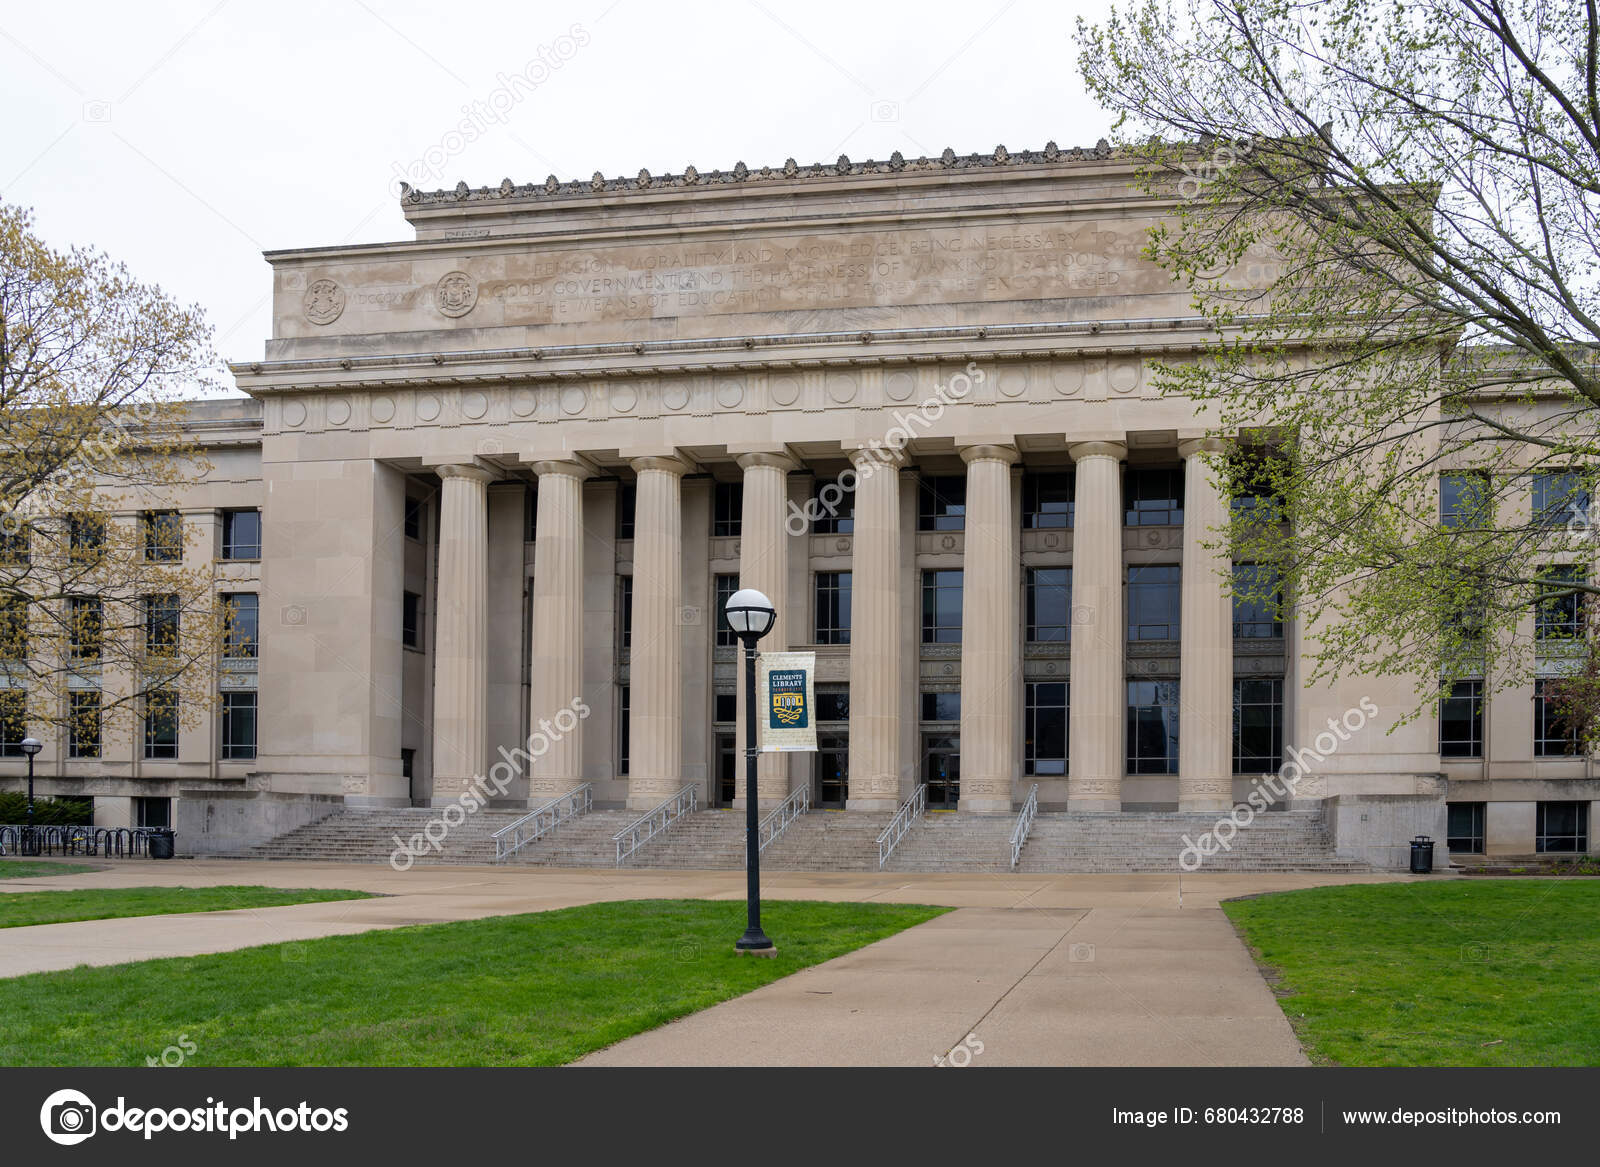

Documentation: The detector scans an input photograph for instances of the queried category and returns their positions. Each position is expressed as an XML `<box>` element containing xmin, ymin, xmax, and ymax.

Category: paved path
<box><xmin>0</xmin><ymin>858</ymin><xmax>1417</xmax><ymax>1064</ymax></box>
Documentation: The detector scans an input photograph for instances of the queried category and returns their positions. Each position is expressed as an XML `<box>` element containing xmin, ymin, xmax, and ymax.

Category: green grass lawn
<box><xmin>0</xmin><ymin>860</ymin><xmax>97</xmax><ymax>880</ymax></box>
<box><xmin>0</xmin><ymin>898</ymin><xmax>947</xmax><ymax>1066</ymax></box>
<box><xmin>0</xmin><ymin>885</ymin><xmax>374</xmax><ymax>929</ymax></box>
<box><xmin>1224</xmin><ymin>880</ymin><xmax>1600</xmax><ymax>1066</ymax></box>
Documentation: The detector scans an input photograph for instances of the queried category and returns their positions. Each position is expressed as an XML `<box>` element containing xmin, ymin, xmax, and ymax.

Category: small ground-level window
<box><xmin>1447</xmin><ymin>802</ymin><xmax>1486</xmax><ymax>853</ymax></box>
<box><xmin>1535</xmin><ymin>801</ymin><xmax>1589</xmax><ymax>853</ymax></box>
<box><xmin>134</xmin><ymin>796</ymin><xmax>171</xmax><ymax>829</ymax></box>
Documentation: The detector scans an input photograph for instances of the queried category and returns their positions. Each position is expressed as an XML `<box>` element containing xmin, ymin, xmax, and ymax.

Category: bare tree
<box><xmin>0</xmin><ymin>201</ymin><xmax>230</xmax><ymax>747</ymax></box>
<box><xmin>1077</xmin><ymin>0</ymin><xmax>1600</xmax><ymax>722</ymax></box>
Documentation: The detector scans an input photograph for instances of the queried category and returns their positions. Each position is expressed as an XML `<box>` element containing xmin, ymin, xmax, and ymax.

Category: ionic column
<box><xmin>735</xmin><ymin>451</ymin><xmax>799</xmax><ymax>805</ymax></box>
<box><xmin>958</xmin><ymin>444</ymin><xmax>1021</xmax><ymax>813</ymax></box>
<box><xmin>529</xmin><ymin>460</ymin><xmax>590</xmax><ymax>799</ymax></box>
<box><xmin>627</xmin><ymin>456</ymin><xmax>689</xmax><ymax>809</ymax></box>
<box><xmin>1067</xmin><ymin>440</ymin><xmax>1127</xmax><ymax>811</ymax></box>
<box><xmin>430</xmin><ymin>462</ymin><xmax>494</xmax><ymax>802</ymax></box>
<box><xmin>847</xmin><ymin>446</ymin><xmax>903</xmax><ymax>810</ymax></box>
<box><xmin>1178</xmin><ymin>438</ymin><xmax>1234</xmax><ymax>812</ymax></box>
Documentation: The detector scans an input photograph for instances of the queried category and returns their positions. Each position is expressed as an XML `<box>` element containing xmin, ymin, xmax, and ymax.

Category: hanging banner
<box><xmin>757</xmin><ymin>651</ymin><xmax>817</xmax><ymax>753</ymax></box>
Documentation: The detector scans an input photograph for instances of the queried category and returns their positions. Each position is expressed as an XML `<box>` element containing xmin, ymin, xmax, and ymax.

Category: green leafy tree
<box><xmin>1077</xmin><ymin>0</ymin><xmax>1600</xmax><ymax>723</ymax></box>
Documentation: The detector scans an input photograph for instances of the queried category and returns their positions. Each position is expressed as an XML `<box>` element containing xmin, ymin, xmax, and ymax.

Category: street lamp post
<box><xmin>20</xmin><ymin>737</ymin><xmax>41</xmax><ymax>856</ymax></box>
<box><xmin>724</xmin><ymin>587</ymin><xmax>778</xmax><ymax>956</ymax></box>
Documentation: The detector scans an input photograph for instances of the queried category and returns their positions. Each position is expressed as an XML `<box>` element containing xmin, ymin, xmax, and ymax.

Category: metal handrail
<box><xmin>876</xmin><ymin>784</ymin><xmax>927</xmax><ymax>868</ymax></box>
<box><xmin>1009</xmin><ymin>783</ymin><xmax>1039</xmax><ymax>869</ymax></box>
<box><xmin>613</xmin><ymin>783</ymin><xmax>698</xmax><ymax>866</ymax></box>
<box><xmin>752</xmin><ymin>783</ymin><xmax>811</xmax><ymax>858</ymax></box>
<box><xmin>491</xmin><ymin>784</ymin><xmax>592</xmax><ymax>862</ymax></box>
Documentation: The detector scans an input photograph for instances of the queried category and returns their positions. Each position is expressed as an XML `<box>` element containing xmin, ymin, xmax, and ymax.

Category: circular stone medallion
<box><xmin>435</xmin><ymin>271</ymin><xmax>478</xmax><ymax>318</ymax></box>
<box><xmin>303</xmin><ymin>279</ymin><xmax>345</xmax><ymax>325</ymax></box>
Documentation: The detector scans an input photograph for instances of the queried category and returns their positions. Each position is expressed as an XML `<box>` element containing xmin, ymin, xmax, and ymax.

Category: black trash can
<box><xmin>148</xmin><ymin>829</ymin><xmax>175</xmax><ymax>860</ymax></box>
<box><xmin>1409</xmin><ymin>835</ymin><xmax>1435</xmax><ymax>874</ymax></box>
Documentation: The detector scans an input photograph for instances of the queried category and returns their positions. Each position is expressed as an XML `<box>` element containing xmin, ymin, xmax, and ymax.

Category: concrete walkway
<box><xmin>0</xmin><ymin>858</ymin><xmax>1418</xmax><ymax>1065</ymax></box>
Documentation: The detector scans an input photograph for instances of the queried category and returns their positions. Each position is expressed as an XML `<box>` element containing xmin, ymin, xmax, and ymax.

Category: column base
<box><xmin>846</xmin><ymin>797</ymin><xmax>899</xmax><ymax>812</ymax></box>
<box><xmin>1179</xmin><ymin>798</ymin><xmax>1233</xmax><ymax>814</ymax></box>
<box><xmin>958</xmin><ymin>797</ymin><xmax>1012</xmax><ymax>814</ymax></box>
<box><xmin>1067</xmin><ymin>798</ymin><xmax>1123</xmax><ymax>813</ymax></box>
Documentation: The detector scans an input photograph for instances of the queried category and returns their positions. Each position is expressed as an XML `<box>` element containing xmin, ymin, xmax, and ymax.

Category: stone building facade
<box><xmin>3</xmin><ymin>144</ymin><xmax>1594</xmax><ymax>862</ymax></box>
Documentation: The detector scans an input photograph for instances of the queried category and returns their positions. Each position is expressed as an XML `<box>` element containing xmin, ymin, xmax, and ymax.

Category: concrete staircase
<box><xmin>883</xmin><ymin>810</ymin><xmax>1019</xmax><ymax>873</ymax></box>
<box><xmin>207</xmin><ymin>802</ymin><xmax>1374</xmax><ymax>874</ymax></box>
<box><xmin>762</xmin><ymin>810</ymin><xmax>897</xmax><ymax>871</ymax></box>
<box><xmin>1014</xmin><ymin>811</ymin><xmax>1373</xmax><ymax>873</ymax></box>
<box><xmin>216</xmin><ymin>807</ymin><xmax>526</xmax><ymax>865</ymax></box>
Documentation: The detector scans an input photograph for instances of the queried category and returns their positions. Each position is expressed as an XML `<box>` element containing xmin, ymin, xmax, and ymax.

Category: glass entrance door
<box><xmin>922</xmin><ymin>734</ymin><xmax>960</xmax><ymax>808</ymax></box>
<box><xmin>815</xmin><ymin>732</ymin><xmax>848</xmax><ymax>808</ymax></box>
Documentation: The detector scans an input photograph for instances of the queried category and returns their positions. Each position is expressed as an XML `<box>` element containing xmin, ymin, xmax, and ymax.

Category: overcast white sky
<box><xmin>1</xmin><ymin>0</ymin><xmax>1115</xmax><ymax>390</ymax></box>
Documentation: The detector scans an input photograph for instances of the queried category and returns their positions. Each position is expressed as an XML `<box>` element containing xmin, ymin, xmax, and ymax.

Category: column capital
<box><xmin>734</xmin><ymin>450</ymin><xmax>800</xmax><ymax>473</ymax></box>
<box><xmin>628</xmin><ymin>454</ymin><xmax>693</xmax><ymax>477</ymax></box>
<box><xmin>1178</xmin><ymin>436</ymin><xmax>1229</xmax><ymax>459</ymax></box>
<box><xmin>847</xmin><ymin>444</ymin><xmax>907</xmax><ymax>471</ymax></box>
<box><xmin>958</xmin><ymin>443</ymin><xmax>1020</xmax><ymax>467</ymax></box>
<box><xmin>528</xmin><ymin>458</ymin><xmax>592</xmax><ymax>481</ymax></box>
<box><xmin>1068</xmin><ymin>440</ymin><xmax>1127</xmax><ymax>463</ymax></box>
<box><xmin>431</xmin><ymin>460</ymin><xmax>497</xmax><ymax>485</ymax></box>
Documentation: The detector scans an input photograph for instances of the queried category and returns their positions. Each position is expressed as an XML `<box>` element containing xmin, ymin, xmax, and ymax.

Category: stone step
<box><xmin>216</xmin><ymin>803</ymin><xmax>1377</xmax><ymax>873</ymax></box>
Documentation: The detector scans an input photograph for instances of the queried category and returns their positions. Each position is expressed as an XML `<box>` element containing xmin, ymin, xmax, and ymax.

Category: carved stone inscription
<box><xmin>304</xmin><ymin>222</ymin><xmax>1162</xmax><ymax>331</ymax></box>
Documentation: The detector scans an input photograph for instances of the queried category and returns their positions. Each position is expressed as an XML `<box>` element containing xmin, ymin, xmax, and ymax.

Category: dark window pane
<box><xmin>1025</xmin><ymin>681</ymin><xmax>1068</xmax><ymax>776</ymax></box>
<box><xmin>815</xmin><ymin>572</ymin><xmax>852</xmax><ymax>644</ymax></box>
<box><xmin>1128</xmin><ymin>564</ymin><xmax>1181</xmax><ymax>640</ymax></box>
<box><xmin>144</xmin><ymin>689</ymin><xmax>179</xmax><ymax>759</ymax></box>
<box><xmin>918</xmin><ymin>476</ymin><xmax>966</xmax><ymax>531</ymax></box>
<box><xmin>1233</xmin><ymin>677</ymin><xmax>1283</xmax><ymax>773</ymax></box>
<box><xmin>1024</xmin><ymin>473</ymin><xmax>1074</xmax><ymax>529</ymax></box>
<box><xmin>224</xmin><ymin>593</ymin><xmax>259</xmax><ymax>658</ymax></box>
<box><xmin>1535</xmin><ymin>566</ymin><xmax>1584</xmax><ymax>640</ymax></box>
<box><xmin>402</xmin><ymin>591</ymin><xmax>422</xmax><ymax>649</ymax></box>
<box><xmin>221</xmin><ymin>691</ymin><xmax>257</xmax><ymax>760</ymax></box>
<box><xmin>1438</xmin><ymin>680</ymin><xmax>1483</xmax><ymax>758</ymax></box>
<box><xmin>1027</xmin><ymin>567</ymin><xmax>1070</xmax><ymax>642</ymax></box>
<box><xmin>1440</xmin><ymin>473</ymin><xmax>1488</xmax><ymax>528</ymax></box>
<box><xmin>1536</xmin><ymin>801</ymin><xmax>1589</xmax><ymax>852</ymax></box>
<box><xmin>816</xmin><ymin>689</ymin><xmax>849</xmax><ymax>722</ymax></box>
<box><xmin>222</xmin><ymin>509</ymin><xmax>261</xmax><ymax>559</ymax></box>
<box><xmin>143</xmin><ymin>511</ymin><xmax>182</xmax><ymax>562</ymax></box>
<box><xmin>1535</xmin><ymin>679</ymin><xmax>1579</xmax><ymax>756</ymax></box>
<box><xmin>69</xmin><ymin>690</ymin><xmax>100</xmax><ymax>758</ymax></box>
<box><xmin>813</xmin><ymin>476</ymin><xmax>856</xmax><ymax>534</ymax></box>
<box><xmin>618</xmin><ymin>576</ymin><xmax>633</xmax><ymax>650</ymax></box>
<box><xmin>713</xmin><ymin>482</ymin><xmax>743</xmax><ymax>537</ymax></box>
<box><xmin>1447</xmin><ymin>802</ymin><xmax>1485</xmax><ymax>852</ymax></box>
<box><xmin>714</xmin><ymin>575</ymin><xmax>738</xmax><ymax>648</ymax></box>
<box><xmin>1533</xmin><ymin>472</ymin><xmax>1590</xmax><ymax>528</ymax></box>
<box><xmin>921</xmin><ymin>692</ymin><xmax>960</xmax><ymax>721</ymax></box>
<box><xmin>922</xmin><ymin>570</ymin><xmax>963</xmax><ymax>643</ymax></box>
<box><xmin>1127</xmin><ymin>680</ymin><xmax>1180</xmax><ymax>774</ymax></box>
<box><xmin>1125</xmin><ymin>468</ymin><xmax>1184</xmax><ymax>526</ymax></box>
<box><xmin>617</xmin><ymin>485</ymin><xmax>636</xmax><ymax>540</ymax></box>
<box><xmin>1232</xmin><ymin>564</ymin><xmax>1284</xmax><ymax>638</ymax></box>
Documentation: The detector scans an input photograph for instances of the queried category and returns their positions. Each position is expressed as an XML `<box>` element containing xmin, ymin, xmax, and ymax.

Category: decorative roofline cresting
<box><xmin>399</xmin><ymin>141</ymin><xmax>1116</xmax><ymax>206</ymax></box>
